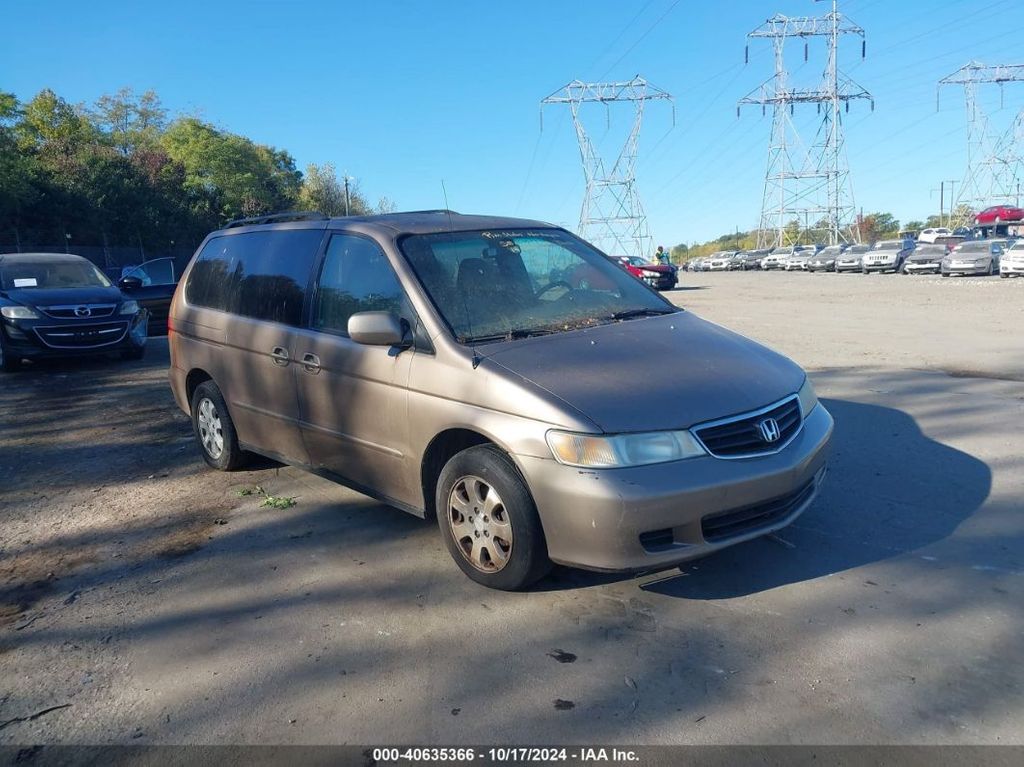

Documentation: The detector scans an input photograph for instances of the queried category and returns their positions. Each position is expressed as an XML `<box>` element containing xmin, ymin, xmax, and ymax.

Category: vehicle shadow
<box><xmin>641</xmin><ymin>396</ymin><xmax>991</xmax><ymax>599</ymax></box>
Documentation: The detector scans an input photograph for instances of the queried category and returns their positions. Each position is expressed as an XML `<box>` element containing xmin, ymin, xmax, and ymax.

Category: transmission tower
<box><xmin>938</xmin><ymin>62</ymin><xmax>1024</xmax><ymax>225</ymax></box>
<box><xmin>541</xmin><ymin>77</ymin><xmax>673</xmax><ymax>260</ymax></box>
<box><xmin>738</xmin><ymin>0</ymin><xmax>872</xmax><ymax>248</ymax></box>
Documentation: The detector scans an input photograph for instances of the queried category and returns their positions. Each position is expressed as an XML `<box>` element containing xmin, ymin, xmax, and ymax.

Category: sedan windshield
<box><xmin>0</xmin><ymin>258</ymin><xmax>112</xmax><ymax>290</ymax></box>
<box><xmin>398</xmin><ymin>229</ymin><xmax>677</xmax><ymax>343</ymax></box>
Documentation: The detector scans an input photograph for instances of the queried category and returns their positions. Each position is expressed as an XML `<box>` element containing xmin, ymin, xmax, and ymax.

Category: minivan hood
<box><xmin>479</xmin><ymin>312</ymin><xmax>805</xmax><ymax>433</ymax></box>
<box><xmin>2</xmin><ymin>286</ymin><xmax>124</xmax><ymax>307</ymax></box>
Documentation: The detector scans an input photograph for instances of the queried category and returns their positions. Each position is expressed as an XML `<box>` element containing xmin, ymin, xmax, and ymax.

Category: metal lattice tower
<box><xmin>938</xmin><ymin>62</ymin><xmax>1024</xmax><ymax>224</ymax></box>
<box><xmin>738</xmin><ymin>1</ymin><xmax>872</xmax><ymax>248</ymax></box>
<box><xmin>542</xmin><ymin>77</ymin><xmax>672</xmax><ymax>260</ymax></box>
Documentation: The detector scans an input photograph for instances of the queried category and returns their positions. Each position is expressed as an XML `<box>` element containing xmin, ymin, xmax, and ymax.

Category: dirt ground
<box><xmin>1</xmin><ymin>270</ymin><xmax>1022</xmax><ymax>745</ymax></box>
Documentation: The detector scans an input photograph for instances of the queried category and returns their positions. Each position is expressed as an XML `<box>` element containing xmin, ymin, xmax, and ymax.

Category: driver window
<box><xmin>314</xmin><ymin>234</ymin><xmax>405</xmax><ymax>335</ymax></box>
<box><xmin>126</xmin><ymin>258</ymin><xmax>175</xmax><ymax>286</ymax></box>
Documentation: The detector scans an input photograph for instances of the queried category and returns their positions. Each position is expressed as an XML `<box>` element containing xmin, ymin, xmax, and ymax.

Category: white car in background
<box><xmin>706</xmin><ymin>251</ymin><xmax>737</xmax><ymax>271</ymax></box>
<box><xmin>918</xmin><ymin>227</ymin><xmax>952</xmax><ymax>244</ymax></box>
<box><xmin>1000</xmin><ymin>239</ymin><xmax>1024</xmax><ymax>277</ymax></box>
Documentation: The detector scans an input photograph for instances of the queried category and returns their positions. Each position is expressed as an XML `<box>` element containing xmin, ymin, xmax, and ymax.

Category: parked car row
<box><xmin>684</xmin><ymin>236</ymin><xmax>1020</xmax><ymax>277</ymax></box>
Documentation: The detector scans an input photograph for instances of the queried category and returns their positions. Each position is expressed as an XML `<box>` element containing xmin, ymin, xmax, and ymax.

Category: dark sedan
<box><xmin>806</xmin><ymin>244</ymin><xmax>847</xmax><ymax>272</ymax></box>
<box><xmin>0</xmin><ymin>253</ymin><xmax>148</xmax><ymax>372</ymax></box>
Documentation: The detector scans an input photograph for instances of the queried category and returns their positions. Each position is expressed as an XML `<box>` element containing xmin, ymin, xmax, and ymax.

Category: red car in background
<box><xmin>975</xmin><ymin>205</ymin><xmax>1024</xmax><ymax>225</ymax></box>
<box><xmin>612</xmin><ymin>255</ymin><xmax>679</xmax><ymax>291</ymax></box>
<box><xmin>570</xmin><ymin>255</ymin><xmax>678</xmax><ymax>291</ymax></box>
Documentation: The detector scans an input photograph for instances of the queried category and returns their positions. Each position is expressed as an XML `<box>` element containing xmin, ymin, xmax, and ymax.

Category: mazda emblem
<box><xmin>757</xmin><ymin>417</ymin><xmax>781</xmax><ymax>443</ymax></box>
<box><xmin>74</xmin><ymin>306</ymin><xmax>91</xmax><ymax>318</ymax></box>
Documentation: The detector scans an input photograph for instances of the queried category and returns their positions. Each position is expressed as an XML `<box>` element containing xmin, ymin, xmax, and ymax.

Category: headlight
<box><xmin>1</xmin><ymin>305</ymin><xmax>40</xmax><ymax>319</ymax></box>
<box><xmin>797</xmin><ymin>376</ymin><xmax>818</xmax><ymax>419</ymax></box>
<box><xmin>546</xmin><ymin>429</ymin><xmax>706</xmax><ymax>468</ymax></box>
<box><xmin>119</xmin><ymin>300</ymin><xmax>140</xmax><ymax>315</ymax></box>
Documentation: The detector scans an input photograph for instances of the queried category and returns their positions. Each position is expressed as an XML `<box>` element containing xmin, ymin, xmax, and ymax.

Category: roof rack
<box><xmin>225</xmin><ymin>211</ymin><xmax>328</xmax><ymax>228</ymax></box>
<box><xmin>397</xmin><ymin>209</ymin><xmax>459</xmax><ymax>216</ymax></box>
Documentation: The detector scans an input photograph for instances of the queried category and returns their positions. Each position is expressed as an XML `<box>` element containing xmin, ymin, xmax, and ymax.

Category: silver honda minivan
<box><xmin>168</xmin><ymin>211</ymin><xmax>832</xmax><ymax>590</ymax></box>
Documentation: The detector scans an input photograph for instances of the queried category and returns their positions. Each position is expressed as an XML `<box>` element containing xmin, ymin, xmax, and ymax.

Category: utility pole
<box><xmin>342</xmin><ymin>175</ymin><xmax>353</xmax><ymax>216</ymax></box>
<box><xmin>939</xmin><ymin>62</ymin><xmax>1024</xmax><ymax>225</ymax></box>
<box><xmin>541</xmin><ymin>76</ymin><xmax>673</xmax><ymax>260</ymax></box>
<box><xmin>738</xmin><ymin>1</ymin><xmax>872</xmax><ymax>248</ymax></box>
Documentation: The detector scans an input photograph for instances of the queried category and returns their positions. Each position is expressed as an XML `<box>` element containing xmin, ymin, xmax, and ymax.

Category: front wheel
<box><xmin>190</xmin><ymin>380</ymin><xmax>247</xmax><ymax>471</ymax></box>
<box><xmin>0</xmin><ymin>335</ymin><xmax>21</xmax><ymax>373</ymax></box>
<box><xmin>437</xmin><ymin>445</ymin><xmax>551</xmax><ymax>590</ymax></box>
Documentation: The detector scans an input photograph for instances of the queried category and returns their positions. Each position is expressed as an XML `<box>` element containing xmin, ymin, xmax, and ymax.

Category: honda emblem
<box><xmin>757</xmin><ymin>417</ymin><xmax>781</xmax><ymax>443</ymax></box>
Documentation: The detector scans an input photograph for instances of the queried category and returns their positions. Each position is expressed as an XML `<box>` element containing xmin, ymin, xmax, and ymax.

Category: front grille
<box><xmin>39</xmin><ymin>304</ymin><xmax>117</xmax><ymax>320</ymax></box>
<box><xmin>701</xmin><ymin>479</ymin><xmax>816</xmax><ymax>543</ymax></box>
<box><xmin>35</xmin><ymin>321</ymin><xmax>129</xmax><ymax>349</ymax></box>
<box><xmin>693</xmin><ymin>395</ymin><xmax>802</xmax><ymax>458</ymax></box>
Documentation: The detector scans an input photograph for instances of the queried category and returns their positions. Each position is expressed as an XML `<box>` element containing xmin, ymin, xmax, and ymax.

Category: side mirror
<box><xmin>119</xmin><ymin>276</ymin><xmax>143</xmax><ymax>290</ymax></box>
<box><xmin>348</xmin><ymin>311</ymin><xmax>408</xmax><ymax>347</ymax></box>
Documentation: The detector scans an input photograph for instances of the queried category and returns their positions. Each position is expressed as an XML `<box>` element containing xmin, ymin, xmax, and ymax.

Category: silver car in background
<box><xmin>862</xmin><ymin>239</ymin><xmax>914</xmax><ymax>274</ymax></box>
<box><xmin>941</xmin><ymin>240</ymin><xmax>1004</xmax><ymax>277</ymax></box>
<box><xmin>806</xmin><ymin>244</ymin><xmax>847</xmax><ymax>272</ymax></box>
<box><xmin>835</xmin><ymin>244</ymin><xmax>870</xmax><ymax>273</ymax></box>
<box><xmin>902</xmin><ymin>244</ymin><xmax>948</xmax><ymax>275</ymax></box>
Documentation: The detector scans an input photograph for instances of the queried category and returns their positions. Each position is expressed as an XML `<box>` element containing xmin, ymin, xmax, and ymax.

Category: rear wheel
<box><xmin>437</xmin><ymin>445</ymin><xmax>551</xmax><ymax>590</ymax></box>
<box><xmin>190</xmin><ymin>380</ymin><xmax>247</xmax><ymax>471</ymax></box>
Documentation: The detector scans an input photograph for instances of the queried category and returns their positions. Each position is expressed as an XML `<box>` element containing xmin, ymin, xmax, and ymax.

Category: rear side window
<box><xmin>185</xmin><ymin>229</ymin><xmax>323</xmax><ymax>325</ymax></box>
<box><xmin>312</xmin><ymin>234</ymin><xmax>405</xmax><ymax>334</ymax></box>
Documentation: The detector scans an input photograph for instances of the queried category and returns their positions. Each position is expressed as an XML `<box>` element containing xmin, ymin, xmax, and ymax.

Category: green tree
<box><xmin>92</xmin><ymin>87</ymin><xmax>167</xmax><ymax>155</ymax></box>
<box><xmin>160</xmin><ymin>117</ymin><xmax>301</xmax><ymax>222</ymax></box>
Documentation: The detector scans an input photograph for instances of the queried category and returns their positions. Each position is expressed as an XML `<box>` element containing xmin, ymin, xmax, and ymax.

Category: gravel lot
<box><xmin>1</xmin><ymin>271</ymin><xmax>1022</xmax><ymax>745</ymax></box>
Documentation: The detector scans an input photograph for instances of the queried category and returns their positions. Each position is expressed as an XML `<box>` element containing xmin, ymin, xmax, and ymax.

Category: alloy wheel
<box><xmin>447</xmin><ymin>475</ymin><xmax>513</xmax><ymax>573</ymax></box>
<box><xmin>196</xmin><ymin>397</ymin><xmax>224</xmax><ymax>459</ymax></box>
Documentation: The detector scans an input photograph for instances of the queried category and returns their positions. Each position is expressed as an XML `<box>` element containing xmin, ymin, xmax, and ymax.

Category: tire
<box><xmin>862</xmin><ymin>267</ymin><xmax>869</xmax><ymax>274</ymax></box>
<box><xmin>190</xmin><ymin>380</ymin><xmax>247</xmax><ymax>471</ymax></box>
<box><xmin>121</xmin><ymin>315</ymin><xmax>148</xmax><ymax>360</ymax></box>
<box><xmin>987</xmin><ymin>261</ymin><xmax>994</xmax><ymax>276</ymax></box>
<box><xmin>0</xmin><ymin>334</ymin><xmax>21</xmax><ymax>373</ymax></box>
<box><xmin>942</xmin><ymin>273</ymin><xmax>950</xmax><ymax>278</ymax></box>
<box><xmin>436</xmin><ymin>444</ymin><xmax>552</xmax><ymax>590</ymax></box>
<box><xmin>1001</xmin><ymin>272</ymin><xmax>1008</xmax><ymax>278</ymax></box>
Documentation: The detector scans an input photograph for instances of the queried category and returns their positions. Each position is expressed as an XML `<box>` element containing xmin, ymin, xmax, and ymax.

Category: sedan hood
<box><xmin>637</xmin><ymin>264</ymin><xmax>676</xmax><ymax>273</ymax></box>
<box><xmin>2</xmin><ymin>285</ymin><xmax>124</xmax><ymax>307</ymax></box>
<box><xmin>479</xmin><ymin>312</ymin><xmax>805</xmax><ymax>433</ymax></box>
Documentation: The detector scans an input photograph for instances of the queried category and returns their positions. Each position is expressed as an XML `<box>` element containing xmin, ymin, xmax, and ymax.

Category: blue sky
<box><xmin>3</xmin><ymin>0</ymin><xmax>1022</xmax><ymax>245</ymax></box>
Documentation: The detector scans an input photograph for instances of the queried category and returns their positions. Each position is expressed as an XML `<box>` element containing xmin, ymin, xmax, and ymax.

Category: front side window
<box><xmin>313</xmin><ymin>234</ymin><xmax>405</xmax><ymax>334</ymax></box>
<box><xmin>124</xmin><ymin>258</ymin><xmax>175</xmax><ymax>286</ymax></box>
<box><xmin>398</xmin><ymin>228</ymin><xmax>676</xmax><ymax>343</ymax></box>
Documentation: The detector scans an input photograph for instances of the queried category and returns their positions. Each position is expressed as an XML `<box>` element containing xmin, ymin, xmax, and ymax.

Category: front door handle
<box><xmin>270</xmin><ymin>346</ymin><xmax>290</xmax><ymax>366</ymax></box>
<box><xmin>301</xmin><ymin>353</ymin><xmax>321</xmax><ymax>374</ymax></box>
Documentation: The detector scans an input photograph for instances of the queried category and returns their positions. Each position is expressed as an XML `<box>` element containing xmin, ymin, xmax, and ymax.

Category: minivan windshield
<box><xmin>399</xmin><ymin>229</ymin><xmax>678</xmax><ymax>343</ymax></box>
<box><xmin>0</xmin><ymin>257</ymin><xmax>112</xmax><ymax>290</ymax></box>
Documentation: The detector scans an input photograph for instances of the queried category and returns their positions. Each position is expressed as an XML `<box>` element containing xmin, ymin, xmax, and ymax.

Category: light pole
<box><xmin>343</xmin><ymin>174</ymin><xmax>355</xmax><ymax>216</ymax></box>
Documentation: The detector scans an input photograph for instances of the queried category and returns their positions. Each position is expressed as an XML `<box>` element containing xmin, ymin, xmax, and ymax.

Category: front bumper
<box><xmin>904</xmin><ymin>263</ymin><xmax>941</xmax><ymax>274</ymax></box>
<box><xmin>1</xmin><ymin>312</ymin><xmax>146</xmax><ymax>360</ymax></box>
<box><xmin>1001</xmin><ymin>262</ymin><xmax>1024</xmax><ymax>275</ymax></box>
<box><xmin>517</xmin><ymin>403</ymin><xmax>833</xmax><ymax>572</ymax></box>
<box><xmin>942</xmin><ymin>263</ymin><xmax>989</xmax><ymax>275</ymax></box>
<box><xmin>862</xmin><ymin>260</ymin><xmax>898</xmax><ymax>272</ymax></box>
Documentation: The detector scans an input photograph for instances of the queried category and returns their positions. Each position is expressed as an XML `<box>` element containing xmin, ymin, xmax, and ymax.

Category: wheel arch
<box><xmin>421</xmin><ymin>428</ymin><xmax>502</xmax><ymax>520</ymax></box>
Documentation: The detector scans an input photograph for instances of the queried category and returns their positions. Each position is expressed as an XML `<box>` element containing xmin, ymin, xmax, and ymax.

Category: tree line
<box><xmin>0</xmin><ymin>87</ymin><xmax>393</xmax><ymax>255</ymax></box>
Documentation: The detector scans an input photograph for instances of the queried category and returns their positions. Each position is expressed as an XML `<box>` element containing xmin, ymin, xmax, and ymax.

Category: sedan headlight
<box><xmin>1</xmin><ymin>305</ymin><xmax>40</xmax><ymax>320</ymax></box>
<box><xmin>546</xmin><ymin>429</ymin><xmax>706</xmax><ymax>468</ymax></box>
<box><xmin>119</xmin><ymin>300</ymin><xmax>140</xmax><ymax>315</ymax></box>
<box><xmin>797</xmin><ymin>376</ymin><xmax>818</xmax><ymax>419</ymax></box>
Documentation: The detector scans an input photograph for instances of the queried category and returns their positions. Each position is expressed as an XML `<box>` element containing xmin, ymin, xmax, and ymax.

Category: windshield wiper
<box><xmin>459</xmin><ymin>328</ymin><xmax>558</xmax><ymax>344</ymax></box>
<box><xmin>609</xmin><ymin>307</ymin><xmax>677</xmax><ymax>321</ymax></box>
